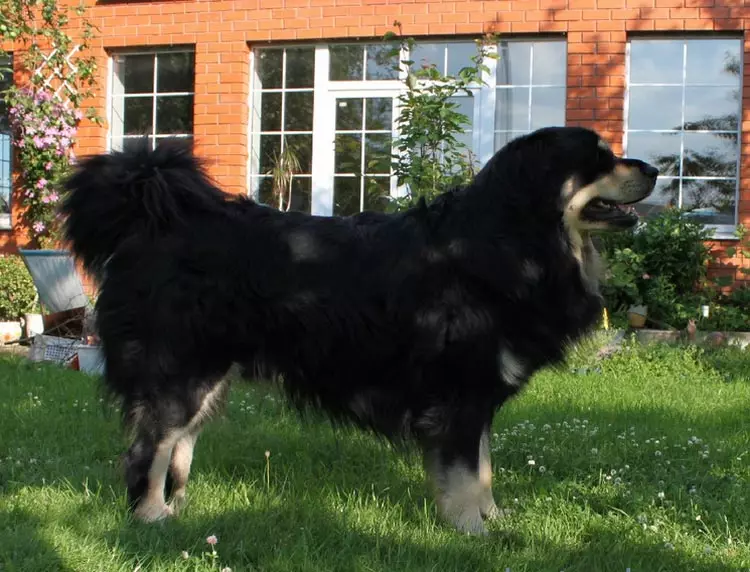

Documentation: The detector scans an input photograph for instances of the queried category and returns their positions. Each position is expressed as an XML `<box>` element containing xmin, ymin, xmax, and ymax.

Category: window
<box><xmin>494</xmin><ymin>41</ymin><xmax>567</xmax><ymax>149</ymax></box>
<box><xmin>109</xmin><ymin>49</ymin><xmax>195</xmax><ymax>152</ymax></box>
<box><xmin>0</xmin><ymin>54</ymin><xmax>12</xmax><ymax>230</ymax></box>
<box><xmin>249</xmin><ymin>39</ymin><xmax>567</xmax><ymax>217</ymax></box>
<box><xmin>249</xmin><ymin>46</ymin><xmax>315</xmax><ymax>213</ymax></box>
<box><xmin>625</xmin><ymin>37</ymin><xmax>742</xmax><ymax>234</ymax></box>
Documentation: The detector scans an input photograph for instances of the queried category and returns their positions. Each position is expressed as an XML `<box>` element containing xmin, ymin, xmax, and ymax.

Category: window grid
<box><xmin>109</xmin><ymin>50</ymin><xmax>195</xmax><ymax>152</ymax></box>
<box><xmin>249</xmin><ymin>47</ymin><xmax>316</xmax><ymax>211</ymax></box>
<box><xmin>494</xmin><ymin>41</ymin><xmax>568</xmax><ymax>149</ymax></box>
<box><xmin>624</xmin><ymin>38</ymin><xmax>742</xmax><ymax>230</ymax></box>
<box><xmin>250</xmin><ymin>39</ymin><xmax>568</xmax><ymax>216</ymax></box>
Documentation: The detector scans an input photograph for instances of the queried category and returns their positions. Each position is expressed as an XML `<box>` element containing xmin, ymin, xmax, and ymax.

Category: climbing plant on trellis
<box><xmin>0</xmin><ymin>0</ymin><xmax>100</xmax><ymax>247</ymax></box>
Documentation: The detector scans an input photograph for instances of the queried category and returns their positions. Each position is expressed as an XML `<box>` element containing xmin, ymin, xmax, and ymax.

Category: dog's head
<box><xmin>478</xmin><ymin>126</ymin><xmax>658</xmax><ymax>233</ymax></box>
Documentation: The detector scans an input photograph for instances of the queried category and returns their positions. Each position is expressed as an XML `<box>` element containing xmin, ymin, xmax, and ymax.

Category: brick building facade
<box><xmin>1</xmin><ymin>0</ymin><xmax>749</xmax><ymax>283</ymax></box>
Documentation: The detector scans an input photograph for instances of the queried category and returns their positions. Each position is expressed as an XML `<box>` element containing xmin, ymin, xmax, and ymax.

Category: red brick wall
<box><xmin>1</xmin><ymin>0</ymin><xmax>748</xmax><ymax>283</ymax></box>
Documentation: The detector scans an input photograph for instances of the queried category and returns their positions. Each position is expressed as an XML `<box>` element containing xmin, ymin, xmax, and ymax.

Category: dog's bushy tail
<box><xmin>60</xmin><ymin>139</ymin><xmax>228</xmax><ymax>278</ymax></box>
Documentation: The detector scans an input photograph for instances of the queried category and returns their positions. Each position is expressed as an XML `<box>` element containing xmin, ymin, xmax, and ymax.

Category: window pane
<box><xmin>446</xmin><ymin>42</ymin><xmax>477</xmax><ymax>76</ymax></box>
<box><xmin>683</xmin><ymin>86</ymin><xmax>739</xmax><ymax>131</ymax></box>
<box><xmin>532</xmin><ymin>42</ymin><xmax>566</xmax><ymax>85</ymax></box>
<box><xmin>494</xmin><ymin>131</ymin><xmax>527</xmax><ymax>151</ymax></box>
<box><xmin>364</xmin><ymin>133</ymin><xmax>391</xmax><ymax>174</ymax></box>
<box><xmin>365</xmin><ymin>98</ymin><xmax>392</xmax><ymax>130</ymax></box>
<box><xmin>289</xmin><ymin>177</ymin><xmax>312</xmax><ymax>213</ymax></box>
<box><xmin>0</xmin><ymin>134</ymin><xmax>10</xmax><ymax>216</ymax></box>
<box><xmin>156</xmin><ymin>95</ymin><xmax>193</xmax><ymax>134</ymax></box>
<box><xmin>334</xmin><ymin>176</ymin><xmax>361</xmax><ymax>216</ymax></box>
<box><xmin>119</xmin><ymin>54</ymin><xmax>154</xmax><ymax>94</ymax></box>
<box><xmin>284</xmin><ymin>92</ymin><xmax>314</xmax><ymax>131</ymax></box>
<box><xmin>330</xmin><ymin>45</ymin><xmax>363</xmax><ymax>81</ymax></box>
<box><xmin>260</xmin><ymin>92</ymin><xmax>282</xmax><ymax>132</ymax></box>
<box><xmin>411</xmin><ymin>43</ymin><xmax>444</xmax><ymax>73</ymax></box>
<box><xmin>122</xmin><ymin>136</ymin><xmax>153</xmax><ymax>152</ymax></box>
<box><xmin>635</xmin><ymin>177</ymin><xmax>679</xmax><ymax>219</ymax></box>
<box><xmin>335</xmin><ymin>134</ymin><xmax>362</xmax><ymax>174</ymax></box>
<box><xmin>259</xmin><ymin>134</ymin><xmax>281</xmax><ymax>174</ymax></box>
<box><xmin>626</xmin><ymin>132</ymin><xmax>681</xmax><ymax>176</ymax></box>
<box><xmin>285</xmin><ymin>47</ymin><xmax>315</xmax><ymax>88</ymax></box>
<box><xmin>286</xmin><ymin>134</ymin><xmax>313</xmax><ymax>174</ymax></box>
<box><xmin>449</xmin><ymin>96</ymin><xmax>474</xmax><ymax>128</ymax></box>
<box><xmin>260</xmin><ymin>176</ymin><xmax>312</xmax><ymax>213</ymax></box>
<box><xmin>685</xmin><ymin>39</ymin><xmax>741</xmax><ymax>86</ymax></box>
<box><xmin>336</xmin><ymin>98</ymin><xmax>363</xmax><ymax>131</ymax></box>
<box><xmin>627</xmin><ymin>86</ymin><xmax>683</xmax><ymax>130</ymax></box>
<box><xmin>629</xmin><ymin>40</ymin><xmax>683</xmax><ymax>84</ymax></box>
<box><xmin>682</xmin><ymin>179</ymin><xmax>736</xmax><ymax>225</ymax></box>
<box><xmin>682</xmin><ymin>132</ymin><xmax>738</xmax><ymax>178</ymax></box>
<box><xmin>365</xmin><ymin>44</ymin><xmax>398</xmax><ymax>80</ymax></box>
<box><xmin>364</xmin><ymin>177</ymin><xmax>390</xmax><ymax>212</ymax></box>
<box><xmin>156</xmin><ymin>52</ymin><xmax>194</xmax><ymax>93</ymax></box>
<box><xmin>495</xmin><ymin>87</ymin><xmax>529</xmax><ymax>131</ymax></box>
<box><xmin>257</xmin><ymin>50</ymin><xmax>283</xmax><ymax>89</ymax></box>
<box><xmin>123</xmin><ymin>97</ymin><xmax>153</xmax><ymax>135</ymax></box>
<box><xmin>497</xmin><ymin>42</ymin><xmax>531</xmax><ymax>85</ymax></box>
<box><xmin>530</xmin><ymin>87</ymin><xmax>565</xmax><ymax>129</ymax></box>
<box><xmin>257</xmin><ymin>177</ymin><xmax>275</xmax><ymax>207</ymax></box>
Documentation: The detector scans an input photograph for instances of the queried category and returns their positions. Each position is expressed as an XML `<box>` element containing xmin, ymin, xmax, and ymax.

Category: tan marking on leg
<box><xmin>478</xmin><ymin>429</ymin><xmax>500</xmax><ymax>520</ymax></box>
<box><xmin>168</xmin><ymin>431</ymin><xmax>198</xmax><ymax>513</ymax></box>
<box><xmin>133</xmin><ymin>434</ymin><xmax>178</xmax><ymax>522</ymax></box>
<box><xmin>425</xmin><ymin>455</ymin><xmax>488</xmax><ymax>536</ymax></box>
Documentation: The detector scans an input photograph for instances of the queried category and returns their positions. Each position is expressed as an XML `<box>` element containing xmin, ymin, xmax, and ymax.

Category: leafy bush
<box><xmin>596</xmin><ymin>208</ymin><xmax>729</xmax><ymax>329</ymax></box>
<box><xmin>0</xmin><ymin>254</ymin><xmax>38</xmax><ymax>321</ymax></box>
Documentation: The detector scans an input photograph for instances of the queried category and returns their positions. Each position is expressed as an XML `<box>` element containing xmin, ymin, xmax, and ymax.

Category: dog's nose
<box><xmin>641</xmin><ymin>163</ymin><xmax>659</xmax><ymax>181</ymax></box>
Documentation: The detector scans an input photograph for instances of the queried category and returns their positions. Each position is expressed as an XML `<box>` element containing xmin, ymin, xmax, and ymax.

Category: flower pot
<box><xmin>627</xmin><ymin>305</ymin><xmax>648</xmax><ymax>329</ymax></box>
<box><xmin>22</xmin><ymin>313</ymin><xmax>45</xmax><ymax>338</ymax></box>
<box><xmin>0</xmin><ymin>321</ymin><xmax>23</xmax><ymax>344</ymax></box>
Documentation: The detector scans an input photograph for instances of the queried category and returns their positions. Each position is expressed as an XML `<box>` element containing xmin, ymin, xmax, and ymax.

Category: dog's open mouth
<box><xmin>581</xmin><ymin>197</ymin><xmax>640</xmax><ymax>227</ymax></box>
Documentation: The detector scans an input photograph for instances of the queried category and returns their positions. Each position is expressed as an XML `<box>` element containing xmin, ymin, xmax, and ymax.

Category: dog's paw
<box><xmin>168</xmin><ymin>491</ymin><xmax>188</xmax><ymax>515</ymax></box>
<box><xmin>134</xmin><ymin>501</ymin><xmax>174</xmax><ymax>523</ymax></box>
<box><xmin>444</xmin><ymin>506</ymin><xmax>488</xmax><ymax>536</ymax></box>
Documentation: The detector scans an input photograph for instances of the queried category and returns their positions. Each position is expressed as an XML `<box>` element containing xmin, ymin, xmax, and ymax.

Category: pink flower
<box><xmin>642</xmin><ymin>273</ymin><xmax>651</xmax><ymax>280</ymax></box>
<box><xmin>48</xmin><ymin>192</ymin><xmax>59</xmax><ymax>203</ymax></box>
<box><xmin>36</xmin><ymin>178</ymin><xmax>48</xmax><ymax>189</ymax></box>
<box><xmin>74</xmin><ymin>109</ymin><xmax>84</xmax><ymax>121</ymax></box>
<box><xmin>17</xmin><ymin>139</ymin><xmax>25</xmax><ymax>148</ymax></box>
<box><xmin>33</xmin><ymin>135</ymin><xmax>45</xmax><ymax>149</ymax></box>
<box><xmin>45</xmin><ymin>161</ymin><xmax>54</xmax><ymax>171</ymax></box>
<box><xmin>32</xmin><ymin>221</ymin><xmax>45</xmax><ymax>233</ymax></box>
<box><xmin>206</xmin><ymin>535</ymin><xmax>218</xmax><ymax>545</ymax></box>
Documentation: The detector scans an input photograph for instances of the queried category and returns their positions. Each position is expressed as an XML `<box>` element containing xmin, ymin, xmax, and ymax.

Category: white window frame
<box><xmin>623</xmin><ymin>35</ymin><xmax>743</xmax><ymax>239</ymax></box>
<box><xmin>107</xmin><ymin>47</ymin><xmax>196</xmax><ymax>153</ymax></box>
<box><xmin>249</xmin><ymin>37</ymin><xmax>567</xmax><ymax>217</ymax></box>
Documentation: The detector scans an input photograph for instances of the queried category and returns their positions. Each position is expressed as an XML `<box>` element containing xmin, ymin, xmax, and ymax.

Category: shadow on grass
<box><xmin>0</xmin><ymin>508</ymin><xmax>75</xmax><ymax>572</ymax></box>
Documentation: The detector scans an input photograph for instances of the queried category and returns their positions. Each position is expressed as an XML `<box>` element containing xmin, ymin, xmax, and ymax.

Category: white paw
<box><xmin>442</xmin><ymin>505</ymin><xmax>488</xmax><ymax>536</ymax></box>
<box><xmin>134</xmin><ymin>501</ymin><xmax>174</xmax><ymax>523</ymax></box>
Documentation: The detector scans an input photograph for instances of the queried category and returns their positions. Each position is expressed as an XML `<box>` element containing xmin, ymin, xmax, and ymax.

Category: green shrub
<box><xmin>0</xmin><ymin>254</ymin><xmax>38</xmax><ymax>321</ymax></box>
<box><xmin>596</xmin><ymin>208</ymin><xmax>720</xmax><ymax>329</ymax></box>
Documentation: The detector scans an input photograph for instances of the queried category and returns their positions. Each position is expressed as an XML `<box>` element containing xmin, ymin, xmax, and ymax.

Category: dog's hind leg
<box><xmin>125</xmin><ymin>378</ymin><xmax>229</xmax><ymax>522</ymax></box>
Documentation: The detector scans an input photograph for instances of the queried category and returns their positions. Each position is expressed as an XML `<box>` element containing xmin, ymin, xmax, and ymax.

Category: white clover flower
<box><xmin>657</xmin><ymin>491</ymin><xmax>665</xmax><ymax>499</ymax></box>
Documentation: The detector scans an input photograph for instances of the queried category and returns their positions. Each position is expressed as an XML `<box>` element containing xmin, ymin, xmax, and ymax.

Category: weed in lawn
<box><xmin>0</xmin><ymin>340</ymin><xmax>748</xmax><ymax>571</ymax></box>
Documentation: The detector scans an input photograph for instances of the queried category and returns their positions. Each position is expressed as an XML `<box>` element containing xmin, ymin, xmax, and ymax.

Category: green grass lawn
<box><xmin>1</xmin><ymin>336</ymin><xmax>749</xmax><ymax>572</ymax></box>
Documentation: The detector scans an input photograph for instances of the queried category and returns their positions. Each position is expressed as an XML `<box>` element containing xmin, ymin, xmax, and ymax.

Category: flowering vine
<box><xmin>0</xmin><ymin>0</ymin><xmax>100</xmax><ymax>248</ymax></box>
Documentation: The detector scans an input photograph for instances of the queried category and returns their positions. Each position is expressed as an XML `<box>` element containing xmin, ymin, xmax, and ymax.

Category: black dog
<box><xmin>60</xmin><ymin>126</ymin><xmax>657</xmax><ymax>535</ymax></box>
